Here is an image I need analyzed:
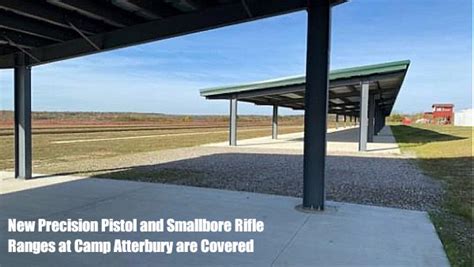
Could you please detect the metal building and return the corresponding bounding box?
[201,60,410,149]
[454,109,473,126]
[423,104,455,125]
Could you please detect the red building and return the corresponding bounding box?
[402,117,412,125]
[423,104,454,124]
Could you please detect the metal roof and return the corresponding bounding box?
[200,60,410,116]
[432,104,454,108]
[0,0,345,68]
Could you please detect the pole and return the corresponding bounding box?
[359,81,369,151]
[302,0,331,210]
[229,98,237,146]
[272,105,278,139]
[14,53,32,179]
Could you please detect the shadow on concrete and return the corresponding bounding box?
[288,127,371,143]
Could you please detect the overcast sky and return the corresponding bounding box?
[0,0,471,115]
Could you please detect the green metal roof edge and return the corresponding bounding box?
[200,59,410,97]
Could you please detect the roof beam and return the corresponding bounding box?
[206,73,403,101]
[331,86,397,99]
[113,0,180,19]
[249,97,394,113]
[0,45,16,55]
[165,0,207,12]
[0,0,307,68]
[237,86,397,104]
[249,96,303,105]
[0,29,54,49]
[330,72,404,87]
[225,84,306,100]
[3,35,41,62]
[46,0,142,27]
[329,91,352,103]
[0,0,110,34]
[0,11,77,42]
[252,99,357,109]
[67,21,100,51]
[349,85,358,93]
[376,81,382,90]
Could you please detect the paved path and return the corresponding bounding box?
[0,174,449,266]
[204,126,401,154]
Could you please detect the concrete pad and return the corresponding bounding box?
[0,171,89,194]
[204,126,401,154]
[0,174,448,266]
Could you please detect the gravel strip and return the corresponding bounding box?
[65,146,444,211]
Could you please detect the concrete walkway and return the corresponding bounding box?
[204,126,401,154]
[0,172,448,266]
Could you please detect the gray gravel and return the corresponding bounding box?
[87,146,443,211]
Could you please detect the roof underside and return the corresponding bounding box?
[200,60,410,116]
[0,0,344,68]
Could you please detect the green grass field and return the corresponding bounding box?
[391,124,473,267]
[0,124,305,173]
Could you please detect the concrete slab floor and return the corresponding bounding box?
[203,126,401,155]
[0,173,448,266]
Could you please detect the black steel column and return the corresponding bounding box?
[272,105,278,139]
[380,110,383,133]
[14,53,32,179]
[374,107,380,135]
[302,0,331,210]
[368,94,375,142]
[377,109,383,134]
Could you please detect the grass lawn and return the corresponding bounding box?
[0,124,304,172]
[391,124,473,267]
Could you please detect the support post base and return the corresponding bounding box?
[295,204,338,214]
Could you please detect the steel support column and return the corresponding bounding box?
[375,108,382,134]
[358,81,369,151]
[380,114,384,132]
[335,114,339,129]
[343,114,347,128]
[379,109,384,133]
[368,94,375,142]
[272,105,278,139]
[302,0,331,210]
[229,97,237,146]
[14,53,32,179]
[374,107,379,135]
